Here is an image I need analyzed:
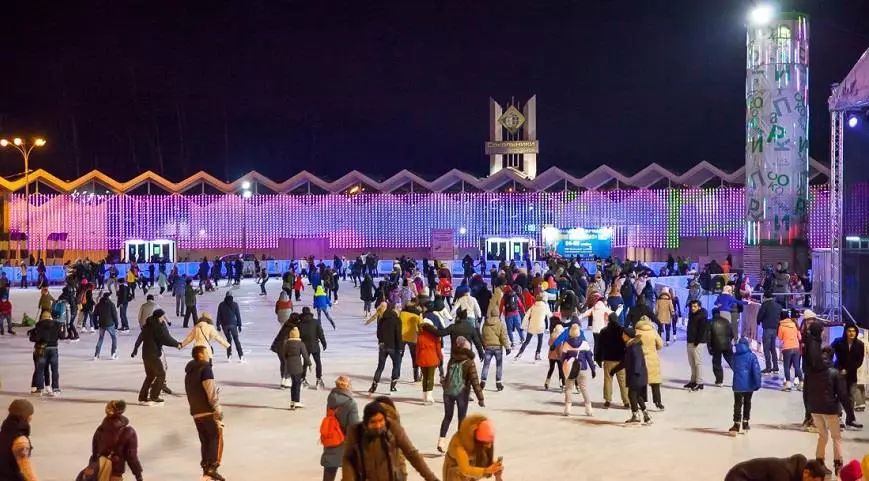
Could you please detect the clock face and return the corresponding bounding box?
[498,106,526,134]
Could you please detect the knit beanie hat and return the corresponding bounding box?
[456,336,471,350]
[475,419,495,442]
[8,399,34,418]
[838,459,862,481]
[289,327,300,339]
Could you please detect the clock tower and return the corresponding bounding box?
[485,96,539,179]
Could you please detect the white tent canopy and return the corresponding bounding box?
[829,46,869,112]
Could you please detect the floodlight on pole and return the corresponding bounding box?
[241,180,251,190]
[242,189,252,199]
[749,3,775,25]
[0,137,47,258]
[848,115,859,128]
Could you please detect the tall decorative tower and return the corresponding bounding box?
[486,96,539,179]
[745,10,810,247]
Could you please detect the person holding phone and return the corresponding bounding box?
[442,415,503,481]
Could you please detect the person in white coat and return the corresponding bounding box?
[578,293,613,361]
[180,312,230,364]
[450,286,482,326]
[515,294,551,361]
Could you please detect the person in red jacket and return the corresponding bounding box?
[416,315,443,405]
[0,294,13,335]
[293,275,304,302]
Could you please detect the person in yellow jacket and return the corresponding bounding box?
[399,301,423,383]
[443,415,503,481]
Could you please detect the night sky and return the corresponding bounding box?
[1,1,868,183]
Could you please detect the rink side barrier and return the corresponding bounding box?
[9,260,687,285]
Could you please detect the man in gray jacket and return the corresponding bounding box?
[138,295,169,328]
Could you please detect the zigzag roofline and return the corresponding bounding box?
[2,159,830,194]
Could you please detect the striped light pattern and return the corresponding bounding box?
[5,186,848,251]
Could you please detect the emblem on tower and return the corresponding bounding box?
[486,96,538,179]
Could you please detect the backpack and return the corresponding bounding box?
[51,300,66,320]
[443,360,467,396]
[319,408,345,448]
[504,292,518,312]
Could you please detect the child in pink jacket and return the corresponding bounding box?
[777,310,802,391]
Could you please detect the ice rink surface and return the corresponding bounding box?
[0,279,866,480]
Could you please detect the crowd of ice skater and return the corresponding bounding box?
[4,253,869,480]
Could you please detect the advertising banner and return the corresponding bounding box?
[430,229,455,259]
[542,226,612,259]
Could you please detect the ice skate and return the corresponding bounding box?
[316,378,325,390]
[367,382,377,396]
[782,381,792,392]
[543,379,549,391]
[389,380,398,393]
[584,403,593,416]
[624,412,641,425]
[480,381,486,390]
[496,382,504,392]
[563,403,571,417]
[203,464,226,481]
[728,423,741,436]
[437,437,447,453]
[642,411,653,425]
[741,421,751,433]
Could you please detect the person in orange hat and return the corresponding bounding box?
[442,415,503,481]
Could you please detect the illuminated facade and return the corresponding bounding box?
[0,161,851,253]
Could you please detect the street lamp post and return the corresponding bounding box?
[0,137,46,259]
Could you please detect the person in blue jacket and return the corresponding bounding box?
[313,285,335,329]
[715,285,747,341]
[729,337,762,435]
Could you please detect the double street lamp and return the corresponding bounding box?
[240,181,252,252]
[0,137,47,257]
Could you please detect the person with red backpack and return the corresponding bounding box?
[320,376,359,481]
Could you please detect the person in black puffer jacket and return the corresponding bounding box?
[29,312,61,396]
[626,296,654,328]
[597,312,629,408]
[805,348,853,474]
[0,400,37,481]
[685,301,708,390]
[724,454,828,481]
[707,308,734,387]
[436,308,484,360]
[756,292,783,374]
[368,306,402,395]
[801,317,825,428]
[271,313,301,389]
[298,308,327,390]
[93,293,119,360]
[216,292,244,362]
[85,400,143,481]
